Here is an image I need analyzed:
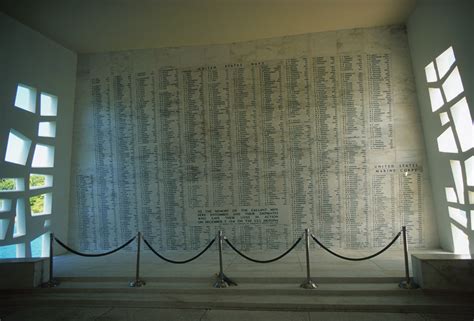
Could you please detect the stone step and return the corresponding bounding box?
[1,289,473,314]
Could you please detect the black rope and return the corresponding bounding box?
[142,237,215,264]
[54,236,136,257]
[224,237,302,263]
[310,231,401,261]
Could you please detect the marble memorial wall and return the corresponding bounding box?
[69,26,437,251]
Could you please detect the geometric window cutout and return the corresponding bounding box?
[44,219,51,228]
[4,129,32,165]
[436,46,456,79]
[14,83,36,114]
[437,127,458,153]
[0,178,25,192]
[445,187,458,203]
[439,112,450,126]
[0,199,12,212]
[466,156,474,186]
[469,191,474,205]
[428,87,444,112]
[29,174,53,190]
[442,67,464,102]
[38,121,56,138]
[30,193,52,216]
[450,98,473,152]
[450,160,464,204]
[31,233,49,257]
[448,206,467,228]
[425,61,438,83]
[0,244,17,259]
[0,219,8,240]
[451,223,469,254]
[31,144,55,168]
[40,92,58,116]
[14,198,26,238]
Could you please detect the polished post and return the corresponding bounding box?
[300,228,317,289]
[399,226,418,289]
[129,232,146,287]
[213,230,237,288]
[41,232,59,287]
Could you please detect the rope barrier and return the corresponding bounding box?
[310,231,401,261]
[54,236,136,257]
[224,236,302,263]
[142,236,216,264]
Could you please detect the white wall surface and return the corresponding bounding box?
[0,12,77,256]
[407,0,474,253]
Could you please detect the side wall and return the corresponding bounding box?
[0,13,77,256]
[407,0,474,252]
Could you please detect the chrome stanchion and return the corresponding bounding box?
[129,232,146,287]
[399,226,418,289]
[300,228,317,289]
[41,232,59,287]
[214,230,236,288]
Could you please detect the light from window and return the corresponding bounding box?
[40,93,58,116]
[31,144,55,168]
[5,129,32,165]
[14,84,36,113]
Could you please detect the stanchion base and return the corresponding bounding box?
[213,273,237,288]
[399,279,419,289]
[129,279,146,287]
[300,279,318,289]
[41,279,60,288]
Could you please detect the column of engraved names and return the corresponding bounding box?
[74,174,97,250]
[370,165,397,247]
[339,55,369,248]
[398,163,423,245]
[285,58,314,239]
[111,70,138,242]
[257,61,287,206]
[91,77,118,249]
[206,66,234,207]
[256,61,289,248]
[227,64,260,207]
[367,54,393,150]
[135,71,162,246]
[158,67,186,250]
[227,64,262,249]
[312,56,342,247]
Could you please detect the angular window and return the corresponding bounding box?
[14,84,36,113]
[0,178,25,192]
[40,93,58,116]
[29,174,53,190]
[442,67,464,102]
[30,193,52,216]
[31,144,55,168]
[424,61,437,82]
[437,127,458,153]
[5,129,32,165]
[38,121,56,138]
[425,46,473,253]
[435,46,456,79]
[0,199,12,212]
[0,219,8,240]
[450,98,473,152]
[14,198,26,238]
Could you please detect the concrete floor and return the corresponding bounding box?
[2,246,474,321]
[1,307,473,321]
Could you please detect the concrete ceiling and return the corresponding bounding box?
[0,0,417,53]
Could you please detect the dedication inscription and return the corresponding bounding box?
[70,26,436,251]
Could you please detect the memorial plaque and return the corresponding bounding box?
[69,26,437,251]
